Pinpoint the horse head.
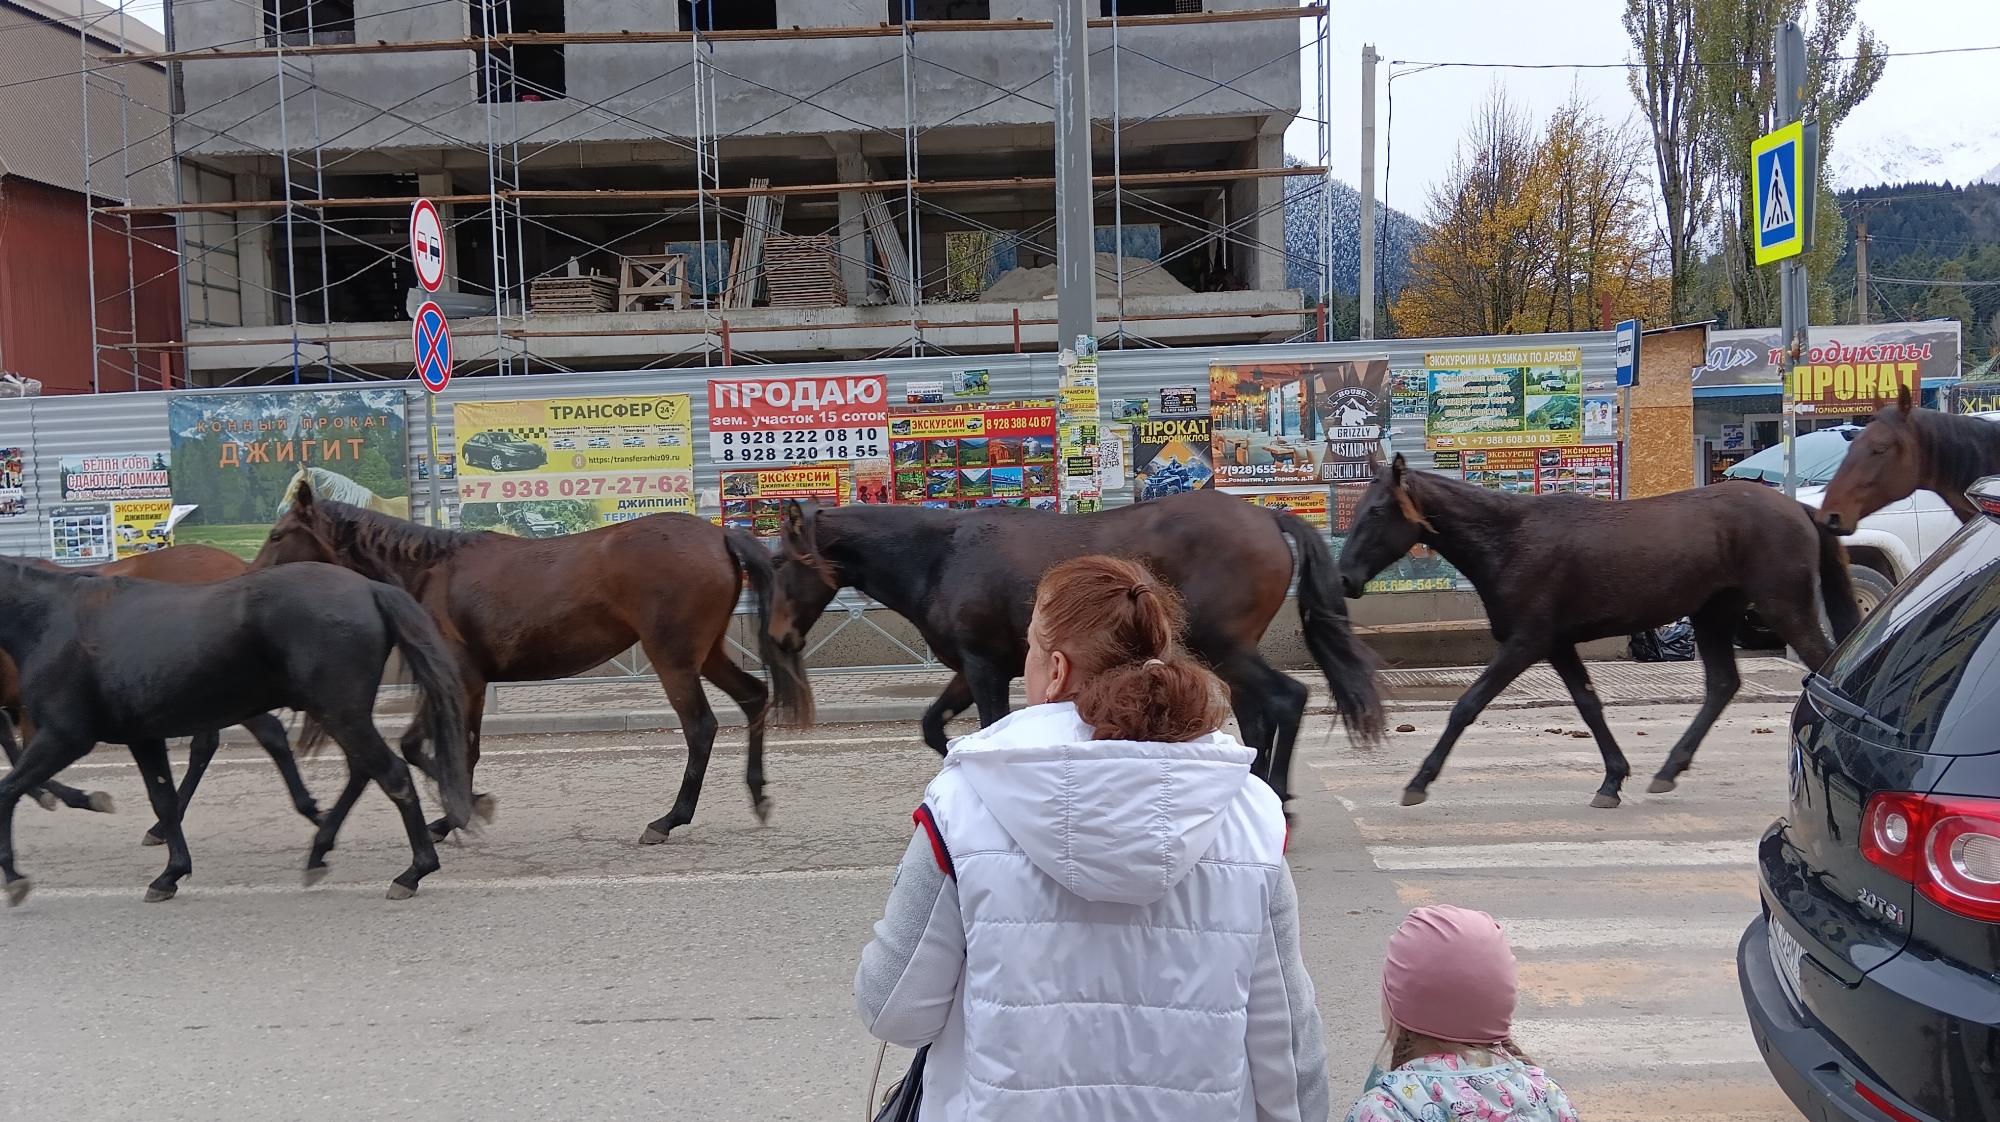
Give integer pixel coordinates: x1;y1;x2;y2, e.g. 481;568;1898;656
254;476;339;568
1820;384;1920;534
1338;453;1433;597
768;501;842;655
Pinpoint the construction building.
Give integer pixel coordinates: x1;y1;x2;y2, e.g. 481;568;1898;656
100;2;1334;386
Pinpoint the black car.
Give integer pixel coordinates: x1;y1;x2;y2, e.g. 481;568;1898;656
463;430;548;472
1739;476;2000;1122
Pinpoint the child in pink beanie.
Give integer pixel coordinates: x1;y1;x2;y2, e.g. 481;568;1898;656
1345;905;1579;1122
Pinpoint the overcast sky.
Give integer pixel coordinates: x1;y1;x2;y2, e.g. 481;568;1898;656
1288;0;2000;213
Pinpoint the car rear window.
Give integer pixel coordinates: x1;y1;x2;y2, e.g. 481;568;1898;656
1824;516;2000;755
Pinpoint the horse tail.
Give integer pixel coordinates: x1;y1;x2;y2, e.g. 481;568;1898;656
723;527;816;727
370;582;475;829
1811;509;1861;645
1272;509;1386;746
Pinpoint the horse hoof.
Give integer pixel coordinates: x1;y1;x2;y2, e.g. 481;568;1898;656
639;826;671;845
87;792;116;814
1589;793;1621;809
752;795;775;826
144;884;178;903
3;878;31;907
386;882;418;901
32;791;58;812
141;830;165;847
474;794;498;824
1400;788;1429;807
1647;778;1677;794
302;865;330;888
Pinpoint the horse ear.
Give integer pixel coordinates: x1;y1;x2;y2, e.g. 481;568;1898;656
1390;452;1408;485
294;478;315;510
779;500;806;545
1896;381;1914;415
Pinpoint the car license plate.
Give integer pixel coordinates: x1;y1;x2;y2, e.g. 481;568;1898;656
1768;917;1806;1011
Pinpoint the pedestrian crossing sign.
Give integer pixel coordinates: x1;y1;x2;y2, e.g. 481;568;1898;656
1752;122;1805;265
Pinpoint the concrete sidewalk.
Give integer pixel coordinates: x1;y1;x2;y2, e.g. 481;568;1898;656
300;657;1808;740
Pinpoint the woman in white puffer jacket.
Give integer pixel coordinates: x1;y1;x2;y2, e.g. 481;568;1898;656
856;555;1330;1122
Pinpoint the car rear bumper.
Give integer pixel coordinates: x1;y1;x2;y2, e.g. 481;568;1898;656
1738;916;1942;1122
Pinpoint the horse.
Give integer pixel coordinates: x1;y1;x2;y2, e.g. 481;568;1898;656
253;481;812;845
1818;384;2000;532
0;544;321;844
0;559;472;906
280;465;410;520
1337;454;1859;808
768;489;1385;806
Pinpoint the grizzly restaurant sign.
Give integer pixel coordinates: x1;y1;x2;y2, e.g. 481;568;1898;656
1693;321;1962;413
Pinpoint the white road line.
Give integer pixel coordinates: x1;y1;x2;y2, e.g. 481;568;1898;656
54;736;923;772
1370;839;1754;870
24;864;896;901
1513;1016;1762;1068
1309;752;1615;772
1496;916;1747;952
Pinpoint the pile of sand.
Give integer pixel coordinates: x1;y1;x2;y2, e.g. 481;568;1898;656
979;252;1192;302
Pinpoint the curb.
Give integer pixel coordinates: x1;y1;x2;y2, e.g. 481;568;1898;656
213;687;1800;745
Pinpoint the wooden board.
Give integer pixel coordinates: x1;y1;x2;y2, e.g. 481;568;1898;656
762;234;847;308
528;274;618;314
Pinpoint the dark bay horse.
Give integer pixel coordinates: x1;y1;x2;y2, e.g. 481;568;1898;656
769;489;1385;805
1338;455;1858;808
254;482;812;844
0;560;472;905
1819;385;2000;531
1;544;320;843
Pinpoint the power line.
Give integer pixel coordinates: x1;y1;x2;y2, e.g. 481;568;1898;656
1871;275;2000;287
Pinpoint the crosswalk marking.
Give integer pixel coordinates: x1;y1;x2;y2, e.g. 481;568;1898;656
1514;1016;1762;1068
1370;838;1754;870
1354;812;1732;843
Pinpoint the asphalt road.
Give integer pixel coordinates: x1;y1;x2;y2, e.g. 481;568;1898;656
3;700;1803;1121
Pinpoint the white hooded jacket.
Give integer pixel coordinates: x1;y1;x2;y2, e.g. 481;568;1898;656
856;702;1329;1122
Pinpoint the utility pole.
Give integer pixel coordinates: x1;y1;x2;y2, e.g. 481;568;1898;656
1777;20;1808;499
1053;0;1095;352
1854;216;1870;325
1358;44;1378;340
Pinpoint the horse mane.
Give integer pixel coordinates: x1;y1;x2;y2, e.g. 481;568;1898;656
1910;408;2000;490
308;499;472;586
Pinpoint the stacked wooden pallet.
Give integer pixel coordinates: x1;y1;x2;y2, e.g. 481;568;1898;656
763;235;848;308
528;273;617;314
859;192;917;305
723;179;785;309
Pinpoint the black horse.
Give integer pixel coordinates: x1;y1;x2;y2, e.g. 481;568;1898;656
1338;455;1858;807
769;490;1385;805
0;559;473;906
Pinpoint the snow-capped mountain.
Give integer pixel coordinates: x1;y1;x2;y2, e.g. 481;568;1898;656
1831;122;2000;189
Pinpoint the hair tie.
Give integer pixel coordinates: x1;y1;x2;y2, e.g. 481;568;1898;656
1128;585;1145;602
1143;658;1165;669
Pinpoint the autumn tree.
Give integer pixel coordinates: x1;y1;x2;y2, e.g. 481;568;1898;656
1393;91;1666;337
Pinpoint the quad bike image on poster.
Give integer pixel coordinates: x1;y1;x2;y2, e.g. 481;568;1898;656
1131;416;1215;499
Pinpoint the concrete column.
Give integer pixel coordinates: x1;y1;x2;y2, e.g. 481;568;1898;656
232;173;275;327
417;171;461;292
830;135;870;305
1229;123;1288;293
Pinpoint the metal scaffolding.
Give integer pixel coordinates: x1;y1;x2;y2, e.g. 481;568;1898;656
75;3;1340;388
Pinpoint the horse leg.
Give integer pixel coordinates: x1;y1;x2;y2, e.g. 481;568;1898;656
1547;645;1632;809
1405;642;1541;806
1219;652;1305;804
639;664;718;845
920;674;973;757
129;739;194;902
245;712;321;825
1760;584;1836;671
961;655;1014;728
3;712;110;814
0;730;96;907
1648;604;1742;794
700;648;774;824
303;764;372;886
336;721;445;899
143;729;218;847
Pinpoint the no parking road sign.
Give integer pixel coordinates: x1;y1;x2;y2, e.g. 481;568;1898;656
413;300;452;394
410;198;446;292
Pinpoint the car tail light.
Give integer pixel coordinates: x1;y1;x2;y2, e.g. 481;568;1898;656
1855;1079;1924;1122
1978;493;2000;518
1862;792;2000;923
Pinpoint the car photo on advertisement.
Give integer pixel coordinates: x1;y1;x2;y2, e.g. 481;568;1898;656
463;430;549;472
1738;475;2000;1122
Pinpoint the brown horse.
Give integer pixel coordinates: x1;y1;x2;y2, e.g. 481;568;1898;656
254;482;812;844
1819;384;2000;531
768;490;1385;807
1;544;320;842
1338;455;1859;807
